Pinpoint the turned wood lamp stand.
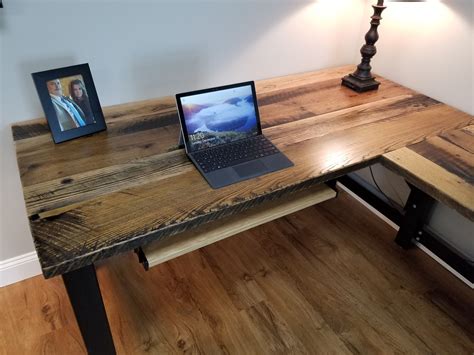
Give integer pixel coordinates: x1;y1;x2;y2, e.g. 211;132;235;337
342;0;387;92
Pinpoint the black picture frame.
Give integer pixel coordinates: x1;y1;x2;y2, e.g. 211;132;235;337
32;63;106;143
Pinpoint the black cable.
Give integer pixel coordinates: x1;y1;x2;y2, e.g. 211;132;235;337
369;166;399;210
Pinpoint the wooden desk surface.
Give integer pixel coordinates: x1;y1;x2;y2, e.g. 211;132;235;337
382;124;474;220
11;65;472;278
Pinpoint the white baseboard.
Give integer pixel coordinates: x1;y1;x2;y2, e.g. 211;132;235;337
0;251;42;288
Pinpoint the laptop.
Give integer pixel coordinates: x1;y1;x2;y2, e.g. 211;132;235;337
175;81;293;189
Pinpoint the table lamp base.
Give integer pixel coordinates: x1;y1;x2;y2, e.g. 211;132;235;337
341;74;380;93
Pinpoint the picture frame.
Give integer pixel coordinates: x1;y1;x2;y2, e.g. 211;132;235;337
32;63;106;143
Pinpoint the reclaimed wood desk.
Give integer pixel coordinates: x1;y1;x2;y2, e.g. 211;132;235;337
11;65;472;354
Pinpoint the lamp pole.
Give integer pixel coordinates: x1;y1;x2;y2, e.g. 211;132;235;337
342;0;387;92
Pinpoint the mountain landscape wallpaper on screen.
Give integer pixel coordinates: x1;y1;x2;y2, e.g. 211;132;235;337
181;85;258;150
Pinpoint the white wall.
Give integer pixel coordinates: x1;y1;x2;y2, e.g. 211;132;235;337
353;0;474;259
372;0;473;115
0;0;366;269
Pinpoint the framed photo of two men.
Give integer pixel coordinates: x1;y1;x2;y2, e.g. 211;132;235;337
32;63;106;143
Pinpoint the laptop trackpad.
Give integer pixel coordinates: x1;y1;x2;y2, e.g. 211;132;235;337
233;160;267;178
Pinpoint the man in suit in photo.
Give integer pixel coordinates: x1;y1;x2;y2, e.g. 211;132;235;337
47;79;87;131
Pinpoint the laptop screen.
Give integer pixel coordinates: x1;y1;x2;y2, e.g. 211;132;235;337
177;82;261;152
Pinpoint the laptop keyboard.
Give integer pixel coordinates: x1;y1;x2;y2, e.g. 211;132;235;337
192;135;280;173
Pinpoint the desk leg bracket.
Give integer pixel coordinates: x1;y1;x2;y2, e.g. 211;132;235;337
396;184;435;249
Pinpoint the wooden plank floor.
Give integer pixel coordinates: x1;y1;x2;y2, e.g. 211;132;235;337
1;190;473;354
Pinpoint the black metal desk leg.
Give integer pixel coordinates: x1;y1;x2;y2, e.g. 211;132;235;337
62;264;116;355
396;184;435;249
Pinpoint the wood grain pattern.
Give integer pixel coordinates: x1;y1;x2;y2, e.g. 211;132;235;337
462;124;474;135
440;125;474;154
409;136;473;183
1;191;472;354
23;150;192;217
382;123;474;220
382;147;474;220
11;65;473;278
